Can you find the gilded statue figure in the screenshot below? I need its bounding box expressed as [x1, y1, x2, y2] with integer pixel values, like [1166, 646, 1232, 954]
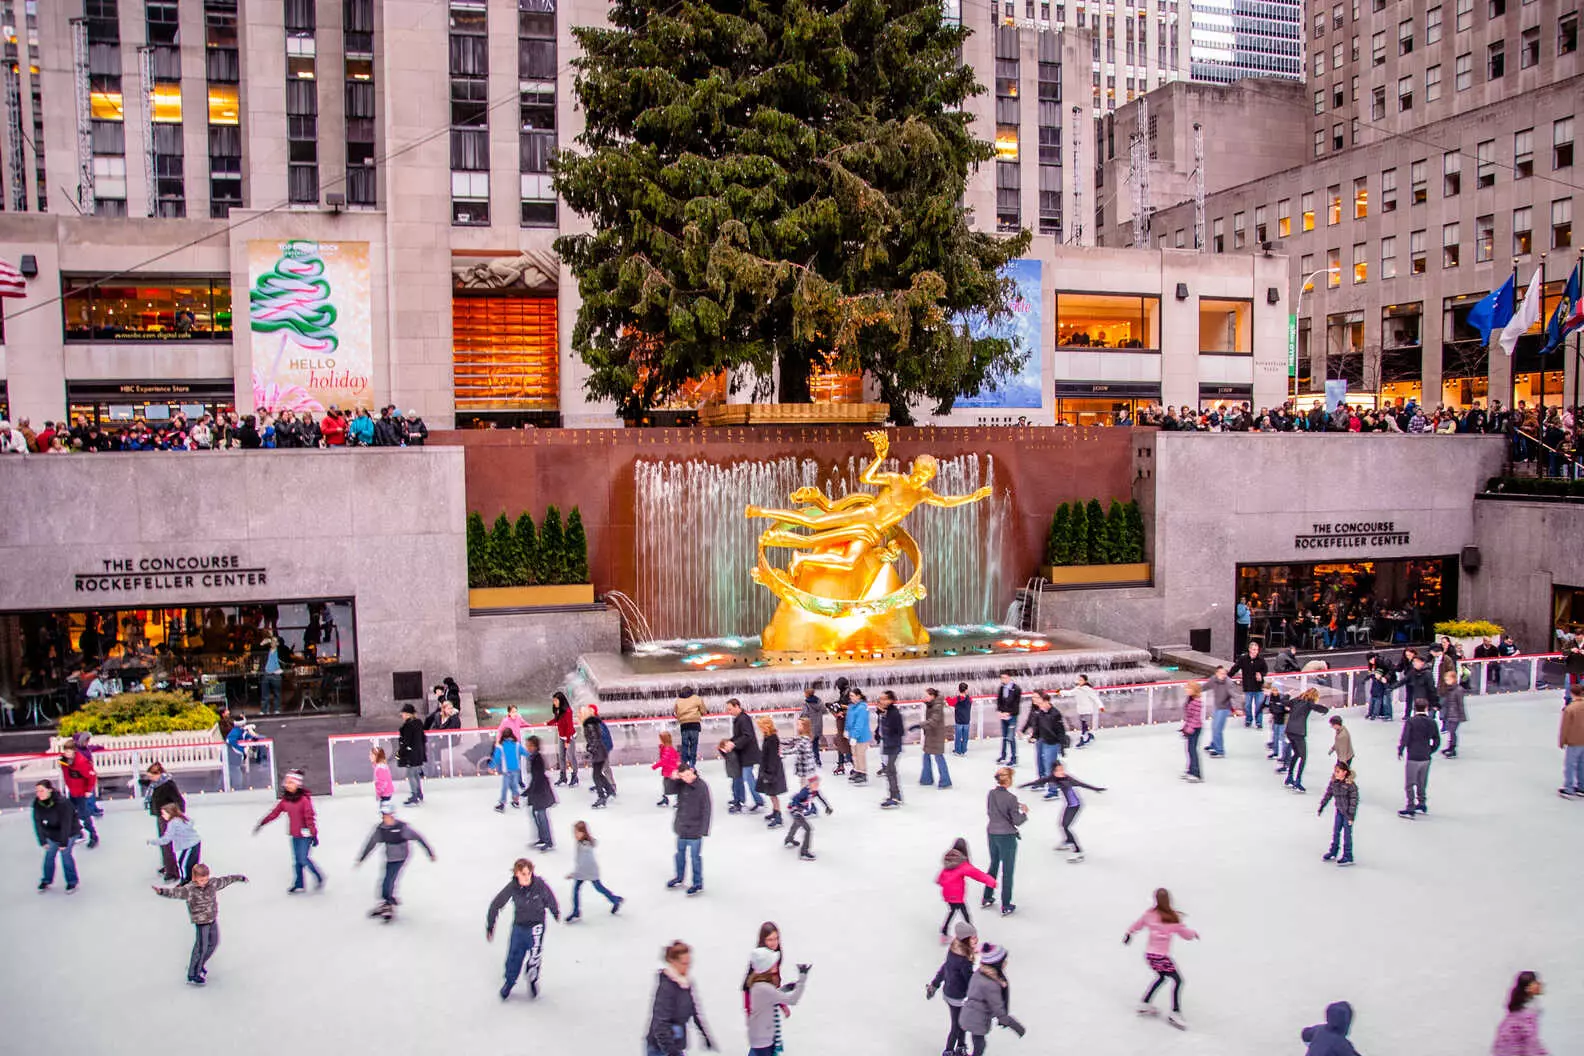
[746, 431, 993, 656]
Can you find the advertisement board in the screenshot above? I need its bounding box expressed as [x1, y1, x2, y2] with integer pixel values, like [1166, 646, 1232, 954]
[248, 239, 373, 413]
[956, 258, 1043, 409]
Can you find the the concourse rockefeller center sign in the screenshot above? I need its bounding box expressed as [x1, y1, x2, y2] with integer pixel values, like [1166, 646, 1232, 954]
[1293, 521, 1413, 551]
[74, 554, 269, 594]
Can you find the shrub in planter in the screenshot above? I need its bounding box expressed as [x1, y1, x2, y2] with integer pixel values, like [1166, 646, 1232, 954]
[1067, 500, 1089, 565]
[466, 511, 489, 589]
[1084, 499, 1108, 564]
[1045, 503, 1069, 566]
[565, 507, 590, 585]
[1105, 501, 1128, 564]
[59, 692, 219, 737]
[1433, 619, 1504, 639]
[487, 514, 516, 588]
[1123, 499, 1146, 563]
[513, 512, 540, 587]
[540, 505, 568, 586]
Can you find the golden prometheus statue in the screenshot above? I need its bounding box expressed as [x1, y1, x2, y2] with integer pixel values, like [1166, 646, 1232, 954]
[746, 430, 993, 657]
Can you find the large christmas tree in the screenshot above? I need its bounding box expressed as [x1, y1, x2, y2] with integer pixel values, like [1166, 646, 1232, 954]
[554, 0, 1032, 423]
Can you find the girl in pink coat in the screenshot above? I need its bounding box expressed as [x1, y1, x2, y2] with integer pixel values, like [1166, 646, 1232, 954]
[1125, 887, 1199, 1030]
[1491, 971, 1548, 1056]
[370, 747, 394, 810]
[936, 837, 996, 940]
[653, 731, 681, 807]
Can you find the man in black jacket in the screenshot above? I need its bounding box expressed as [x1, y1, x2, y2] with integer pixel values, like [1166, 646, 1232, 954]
[801, 686, 825, 768]
[1021, 690, 1069, 794]
[486, 858, 561, 1000]
[1396, 703, 1441, 817]
[724, 699, 764, 813]
[396, 703, 428, 805]
[995, 672, 1022, 765]
[33, 780, 83, 892]
[1228, 641, 1269, 729]
[876, 691, 906, 808]
[1393, 656, 1438, 717]
[666, 766, 711, 895]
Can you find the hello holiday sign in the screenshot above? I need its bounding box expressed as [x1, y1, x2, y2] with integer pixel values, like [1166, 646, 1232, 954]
[248, 239, 373, 414]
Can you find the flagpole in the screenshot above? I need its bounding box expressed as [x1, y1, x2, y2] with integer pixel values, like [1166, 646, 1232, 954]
[1538, 252, 1548, 428]
[1574, 249, 1583, 479]
[1507, 257, 1518, 469]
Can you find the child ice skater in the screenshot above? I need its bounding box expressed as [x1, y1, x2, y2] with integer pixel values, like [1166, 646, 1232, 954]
[937, 837, 996, 940]
[1018, 761, 1106, 863]
[370, 746, 394, 810]
[960, 943, 1025, 1053]
[783, 775, 820, 861]
[356, 803, 436, 920]
[1125, 887, 1200, 1030]
[926, 920, 978, 1056]
[565, 820, 623, 921]
[653, 731, 680, 806]
[152, 863, 247, 985]
[1316, 761, 1358, 866]
[493, 726, 524, 812]
[148, 802, 203, 883]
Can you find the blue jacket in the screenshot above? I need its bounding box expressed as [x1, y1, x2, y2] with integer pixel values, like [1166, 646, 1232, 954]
[1301, 1002, 1359, 1056]
[845, 701, 872, 743]
[492, 740, 523, 773]
[348, 416, 375, 444]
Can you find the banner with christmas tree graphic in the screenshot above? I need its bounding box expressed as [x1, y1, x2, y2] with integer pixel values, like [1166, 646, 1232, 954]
[247, 239, 372, 413]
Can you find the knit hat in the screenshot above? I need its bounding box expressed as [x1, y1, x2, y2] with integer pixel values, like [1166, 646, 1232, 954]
[749, 947, 780, 974]
[953, 921, 978, 941]
[380, 802, 396, 815]
[285, 769, 306, 784]
[979, 943, 1007, 966]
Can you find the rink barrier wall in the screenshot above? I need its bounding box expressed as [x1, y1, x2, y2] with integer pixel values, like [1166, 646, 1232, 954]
[318, 654, 1561, 791]
[0, 739, 278, 809]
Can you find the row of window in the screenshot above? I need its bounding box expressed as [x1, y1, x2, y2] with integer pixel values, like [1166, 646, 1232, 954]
[1317, 0, 1563, 43]
[1318, 7, 1578, 84]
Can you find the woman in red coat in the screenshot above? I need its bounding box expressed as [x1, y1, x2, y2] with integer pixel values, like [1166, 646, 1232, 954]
[253, 770, 323, 893]
[548, 690, 579, 787]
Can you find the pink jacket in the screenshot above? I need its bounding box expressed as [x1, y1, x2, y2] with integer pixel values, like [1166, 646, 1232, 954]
[497, 714, 529, 737]
[1491, 1009, 1548, 1056]
[1181, 695, 1204, 734]
[652, 744, 680, 779]
[1127, 909, 1199, 956]
[936, 859, 996, 904]
[373, 763, 394, 799]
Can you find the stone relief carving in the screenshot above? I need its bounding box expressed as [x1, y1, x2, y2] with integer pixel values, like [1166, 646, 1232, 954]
[451, 249, 559, 291]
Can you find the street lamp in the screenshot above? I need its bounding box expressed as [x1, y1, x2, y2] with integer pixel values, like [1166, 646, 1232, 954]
[1292, 266, 1342, 400]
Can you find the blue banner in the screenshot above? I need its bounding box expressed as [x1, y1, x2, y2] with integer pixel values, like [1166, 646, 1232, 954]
[957, 258, 1043, 409]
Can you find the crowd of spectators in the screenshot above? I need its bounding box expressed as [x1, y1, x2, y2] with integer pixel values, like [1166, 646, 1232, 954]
[0, 405, 428, 455]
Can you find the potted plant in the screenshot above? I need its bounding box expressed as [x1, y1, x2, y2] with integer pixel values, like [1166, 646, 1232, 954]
[1432, 619, 1504, 657]
[1039, 498, 1151, 587]
[467, 506, 595, 609]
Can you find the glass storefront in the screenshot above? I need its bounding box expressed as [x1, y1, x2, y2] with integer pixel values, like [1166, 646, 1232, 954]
[1554, 584, 1584, 638]
[1199, 384, 1252, 412]
[1236, 556, 1457, 651]
[1054, 382, 1161, 425]
[66, 380, 235, 430]
[1056, 292, 1161, 350]
[1, 597, 359, 723]
[62, 276, 233, 340]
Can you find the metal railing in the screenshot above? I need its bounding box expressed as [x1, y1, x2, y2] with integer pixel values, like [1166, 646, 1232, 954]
[0, 738, 278, 809]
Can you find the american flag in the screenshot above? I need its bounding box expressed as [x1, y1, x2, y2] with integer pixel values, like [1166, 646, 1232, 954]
[0, 257, 26, 299]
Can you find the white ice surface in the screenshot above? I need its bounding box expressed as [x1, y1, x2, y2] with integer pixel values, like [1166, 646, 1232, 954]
[2, 692, 1579, 1056]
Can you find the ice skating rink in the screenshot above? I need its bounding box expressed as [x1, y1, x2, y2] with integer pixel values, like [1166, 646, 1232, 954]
[2, 691, 1578, 1055]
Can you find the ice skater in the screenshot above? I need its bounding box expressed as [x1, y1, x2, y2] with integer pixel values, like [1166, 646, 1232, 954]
[994, 671, 1022, 765]
[829, 692, 852, 775]
[747, 951, 810, 1056]
[1365, 653, 1394, 721]
[1490, 971, 1547, 1056]
[740, 921, 784, 1012]
[915, 687, 953, 789]
[145, 762, 186, 882]
[1316, 761, 1358, 866]
[550, 690, 580, 786]
[951, 681, 974, 755]
[845, 688, 873, 786]
[1021, 690, 1068, 789]
[152, 864, 247, 985]
[1301, 1001, 1361, 1056]
[984, 767, 1026, 917]
[788, 717, 818, 790]
[960, 943, 1025, 1053]
[937, 837, 996, 939]
[1180, 682, 1205, 782]
[583, 706, 615, 809]
[355, 802, 435, 919]
[1439, 669, 1467, 757]
[1062, 674, 1103, 747]
[32, 779, 82, 893]
[492, 726, 524, 812]
[674, 686, 706, 771]
[801, 684, 826, 769]
[665, 764, 711, 895]
[1018, 761, 1105, 862]
[1125, 887, 1199, 1030]
[149, 802, 203, 883]
[370, 746, 394, 811]
[487, 857, 562, 999]
[254, 769, 323, 893]
[1204, 666, 1235, 757]
[756, 715, 788, 827]
[1326, 714, 1354, 770]
[783, 775, 820, 860]
[58, 742, 100, 849]
[524, 735, 557, 849]
[653, 730, 680, 806]
[725, 698, 766, 813]
[396, 703, 427, 805]
[1397, 701, 1440, 818]
[926, 921, 978, 1055]
[1228, 641, 1269, 729]
[645, 941, 715, 1055]
[877, 691, 907, 808]
[1284, 688, 1330, 793]
[565, 820, 622, 920]
[1267, 690, 1292, 764]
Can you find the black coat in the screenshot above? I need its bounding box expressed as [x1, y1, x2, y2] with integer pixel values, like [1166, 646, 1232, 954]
[396, 716, 427, 766]
[647, 970, 709, 1055]
[582, 716, 609, 764]
[1398, 714, 1442, 760]
[1227, 652, 1268, 692]
[33, 794, 82, 845]
[729, 711, 762, 767]
[878, 704, 906, 753]
[1022, 705, 1069, 746]
[486, 873, 560, 932]
[669, 777, 712, 839]
[147, 775, 185, 817]
[756, 733, 787, 796]
[996, 682, 1022, 716]
[524, 750, 557, 809]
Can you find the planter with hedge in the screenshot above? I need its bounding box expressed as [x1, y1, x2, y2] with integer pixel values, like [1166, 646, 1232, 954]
[466, 505, 595, 609]
[59, 692, 220, 738]
[1432, 619, 1505, 657]
[1040, 499, 1150, 587]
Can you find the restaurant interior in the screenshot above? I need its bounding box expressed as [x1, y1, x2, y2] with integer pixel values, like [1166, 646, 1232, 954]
[1235, 557, 1457, 651]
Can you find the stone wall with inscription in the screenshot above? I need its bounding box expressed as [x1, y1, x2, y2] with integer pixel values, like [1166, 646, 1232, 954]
[1047, 433, 1507, 654]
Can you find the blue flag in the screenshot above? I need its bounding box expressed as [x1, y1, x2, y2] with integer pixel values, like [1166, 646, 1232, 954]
[1467, 275, 1516, 346]
[1542, 260, 1583, 353]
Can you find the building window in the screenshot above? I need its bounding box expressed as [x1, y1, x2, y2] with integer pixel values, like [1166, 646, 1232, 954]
[1056, 293, 1160, 349]
[1278, 198, 1292, 237]
[61, 276, 233, 340]
[1455, 53, 1472, 90]
[1513, 128, 1534, 178]
[1326, 248, 1342, 287]
[1476, 139, 1496, 188]
[519, 1, 558, 227]
[1314, 129, 1325, 158]
[1333, 1, 1345, 27]
[1520, 26, 1540, 67]
[1410, 229, 1427, 273]
[1302, 191, 1316, 231]
[1332, 82, 1344, 109]
[345, 0, 377, 207]
[1399, 18, 1414, 53]
[1456, 0, 1472, 31]
[996, 159, 1020, 233]
[1314, 10, 1325, 36]
[1426, 64, 1442, 101]
[206, 0, 243, 217]
[451, 0, 489, 225]
[1398, 75, 1414, 111]
[1300, 253, 1316, 289]
[1562, 13, 1580, 54]
[1352, 243, 1367, 283]
[1513, 207, 1533, 255]
[284, 15, 318, 205]
[1442, 222, 1460, 268]
[1233, 211, 1246, 250]
[1411, 159, 1428, 203]
[1371, 30, 1385, 65]
[1474, 215, 1494, 262]
[1555, 198, 1574, 249]
[1332, 41, 1344, 68]
[1327, 184, 1342, 225]
[1381, 235, 1397, 279]
[1381, 168, 1397, 212]
[1198, 299, 1252, 354]
[1352, 37, 1360, 62]
[1038, 164, 1062, 238]
[1254, 205, 1268, 243]
[1444, 152, 1461, 196]
[1353, 177, 1368, 219]
[1487, 41, 1504, 79]
[1212, 216, 1224, 252]
[453, 295, 560, 414]
[1371, 85, 1385, 120]
[1555, 117, 1574, 168]
[1489, 0, 1505, 16]
[1426, 4, 1442, 43]
[1333, 124, 1344, 151]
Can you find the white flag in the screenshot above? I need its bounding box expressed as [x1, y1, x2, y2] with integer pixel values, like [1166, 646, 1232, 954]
[1498, 267, 1544, 357]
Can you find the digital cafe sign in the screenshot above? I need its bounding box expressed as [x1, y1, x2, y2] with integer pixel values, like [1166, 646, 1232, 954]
[74, 554, 269, 593]
[1293, 522, 1412, 551]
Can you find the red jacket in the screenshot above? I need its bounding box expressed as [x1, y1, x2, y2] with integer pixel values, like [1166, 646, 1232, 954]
[651, 744, 680, 779]
[258, 789, 318, 839]
[60, 753, 97, 797]
[320, 415, 347, 446]
[550, 705, 576, 739]
[936, 857, 996, 904]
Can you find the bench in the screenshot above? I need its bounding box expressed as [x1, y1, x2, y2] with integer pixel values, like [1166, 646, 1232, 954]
[15, 729, 227, 795]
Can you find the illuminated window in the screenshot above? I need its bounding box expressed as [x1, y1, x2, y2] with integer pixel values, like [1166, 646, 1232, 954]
[208, 84, 239, 125]
[1301, 191, 1315, 231]
[995, 125, 1020, 160]
[1326, 248, 1341, 287]
[1198, 299, 1252, 354]
[152, 82, 183, 123]
[1353, 177, 1367, 219]
[1277, 198, 1292, 237]
[1055, 293, 1161, 350]
[452, 295, 560, 412]
[1327, 185, 1342, 225]
[1353, 242, 1368, 284]
[89, 89, 124, 120]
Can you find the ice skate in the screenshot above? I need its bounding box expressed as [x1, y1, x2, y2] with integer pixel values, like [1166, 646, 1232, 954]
[1167, 1012, 1187, 1030]
[1136, 1002, 1160, 1017]
[1066, 852, 1085, 863]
